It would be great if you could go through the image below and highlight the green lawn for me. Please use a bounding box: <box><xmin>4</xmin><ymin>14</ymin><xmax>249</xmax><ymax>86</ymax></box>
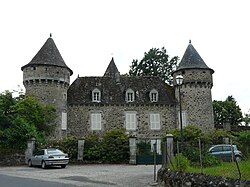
<box><xmin>187</xmin><ymin>160</ymin><xmax>250</xmax><ymax>181</ymax></box>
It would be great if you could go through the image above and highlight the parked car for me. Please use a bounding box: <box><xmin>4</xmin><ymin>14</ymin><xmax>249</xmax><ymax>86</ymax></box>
<box><xmin>208</xmin><ymin>144</ymin><xmax>243</xmax><ymax>162</ymax></box>
<box><xmin>28</xmin><ymin>148</ymin><xmax>69</xmax><ymax>169</ymax></box>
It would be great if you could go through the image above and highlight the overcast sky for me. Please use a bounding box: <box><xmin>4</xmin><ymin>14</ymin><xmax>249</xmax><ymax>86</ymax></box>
<box><xmin>0</xmin><ymin>0</ymin><xmax>249</xmax><ymax>114</ymax></box>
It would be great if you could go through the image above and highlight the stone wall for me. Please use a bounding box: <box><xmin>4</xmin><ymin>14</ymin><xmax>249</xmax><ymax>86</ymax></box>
<box><xmin>0</xmin><ymin>152</ymin><xmax>25</xmax><ymax>166</ymax></box>
<box><xmin>174</xmin><ymin>69</ymin><xmax>214</xmax><ymax>132</ymax></box>
<box><xmin>158</xmin><ymin>168</ymin><xmax>250</xmax><ymax>187</ymax></box>
<box><xmin>68</xmin><ymin>104</ymin><xmax>176</xmax><ymax>139</ymax></box>
<box><xmin>23</xmin><ymin>65</ymin><xmax>70</xmax><ymax>138</ymax></box>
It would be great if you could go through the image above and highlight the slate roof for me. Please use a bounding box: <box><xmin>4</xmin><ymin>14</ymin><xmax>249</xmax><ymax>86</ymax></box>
<box><xmin>104</xmin><ymin>57</ymin><xmax>120</xmax><ymax>78</ymax></box>
<box><xmin>21</xmin><ymin>37</ymin><xmax>73</xmax><ymax>75</ymax></box>
<box><xmin>175</xmin><ymin>41</ymin><xmax>214</xmax><ymax>73</ymax></box>
<box><xmin>68</xmin><ymin>76</ymin><xmax>175</xmax><ymax>105</ymax></box>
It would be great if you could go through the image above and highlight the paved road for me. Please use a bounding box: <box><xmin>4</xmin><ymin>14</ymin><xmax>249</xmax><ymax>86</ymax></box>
<box><xmin>0</xmin><ymin>164</ymin><xmax>161</xmax><ymax>187</ymax></box>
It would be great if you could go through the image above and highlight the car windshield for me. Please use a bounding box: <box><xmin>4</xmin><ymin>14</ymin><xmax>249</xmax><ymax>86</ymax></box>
<box><xmin>47</xmin><ymin>149</ymin><xmax>64</xmax><ymax>155</ymax></box>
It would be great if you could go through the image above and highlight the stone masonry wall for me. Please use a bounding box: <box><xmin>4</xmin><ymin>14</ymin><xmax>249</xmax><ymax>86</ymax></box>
<box><xmin>68</xmin><ymin>104</ymin><xmax>176</xmax><ymax>139</ymax></box>
<box><xmin>23</xmin><ymin>65</ymin><xmax>71</xmax><ymax>138</ymax></box>
<box><xmin>158</xmin><ymin>168</ymin><xmax>250</xmax><ymax>187</ymax></box>
<box><xmin>0</xmin><ymin>152</ymin><xmax>25</xmax><ymax>166</ymax></box>
<box><xmin>174</xmin><ymin>69</ymin><xmax>214</xmax><ymax>132</ymax></box>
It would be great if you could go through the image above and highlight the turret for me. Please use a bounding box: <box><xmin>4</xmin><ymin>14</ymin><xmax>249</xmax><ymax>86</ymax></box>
<box><xmin>21</xmin><ymin>35</ymin><xmax>73</xmax><ymax>138</ymax></box>
<box><xmin>173</xmin><ymin>41</ymin><xmax>214</xmax><ymax>132</ymax></box>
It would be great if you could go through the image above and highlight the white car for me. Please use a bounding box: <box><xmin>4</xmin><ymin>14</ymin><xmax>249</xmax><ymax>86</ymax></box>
<box><xmin>28</xmin><ymin>148</ymin><xmax>69</xmax><ymax>169</ymax></box>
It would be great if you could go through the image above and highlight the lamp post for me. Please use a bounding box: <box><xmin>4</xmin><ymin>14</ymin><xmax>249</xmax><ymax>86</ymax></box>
<box><xmin>176</xmin><ymin>75</ymin><xmax>184</xmax><ymax>153</ymax></box>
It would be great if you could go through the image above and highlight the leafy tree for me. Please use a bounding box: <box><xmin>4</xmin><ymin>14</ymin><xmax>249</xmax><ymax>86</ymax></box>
<box><xmin>13</xmin><ymin>96</ymin><xmax>56</xmax><ymax>134</ymax></box>
<box><xmin>0</xmin><ymin>91</ymin><xmax>17</xmax><ymax>129</ymax></box>
<box><xmin>243</xmin><ymin>111</ymin><xmax>250</xmax><ymax>126</ymax></box>
<box><xmin>213</xmin><ymin>96</ymin><xmax>243</xmax><ymax>128</ymax></box>
<box><xmin>129</xmin><ymin>47</ymin><xmax>179</xmax><ymax>85</ymax></box>
<box><xmin>0</xmin><ymin>92</ymin><xmax>56</xmax><ymax>150</ymax></box>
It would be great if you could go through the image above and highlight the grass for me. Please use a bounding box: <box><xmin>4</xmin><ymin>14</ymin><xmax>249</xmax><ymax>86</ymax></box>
<box><xmin>186</xmin><ymin>160</ymin><xmax>250</xmax><ymax>181</ymax></box>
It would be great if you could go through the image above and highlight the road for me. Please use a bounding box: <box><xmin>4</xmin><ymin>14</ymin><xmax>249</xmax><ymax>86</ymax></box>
<box><xmin>0</xmin><ymin>164</ymin><xmax>161</xmax><ymax>187</ymax></box>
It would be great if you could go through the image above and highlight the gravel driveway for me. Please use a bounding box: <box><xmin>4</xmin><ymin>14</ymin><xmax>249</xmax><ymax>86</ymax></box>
<box><xmin>0</xmin><ymin>164</ymin><xmax>161</xmax><ymax>187</ymax></box>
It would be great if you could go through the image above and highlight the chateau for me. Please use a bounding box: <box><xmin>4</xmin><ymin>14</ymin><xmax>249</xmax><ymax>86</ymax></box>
<box><xmin>21</xmin><ymin>36</ymin><xmax>214</xmax><ymax>150</ymax></box>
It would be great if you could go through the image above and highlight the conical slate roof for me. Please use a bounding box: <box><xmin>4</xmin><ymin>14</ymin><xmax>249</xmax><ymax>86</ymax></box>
<box><xmin>21</xmin><ymin>37</ymin><xmax>73</xmax><ymax>75</ymax></box>
<box><xmin>176</xmin><ymin>41</ymin><xmax>214</xmax><ymax>73</ymax></box>
<box><xmin>104</xmin><ymin>57</ymin><xmax>120</xmax><ymax>78</ymax></box>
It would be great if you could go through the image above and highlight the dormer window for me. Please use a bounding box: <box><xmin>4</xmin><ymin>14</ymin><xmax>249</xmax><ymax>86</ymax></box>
<box><xmin>92</xmin><ymin>88</ymin><xmax>101</xmax><ymax>102</ymax></box>
<box><xmin>126</xmin><ymin>88</ymin><xmax>135</xmax><ymax>102</ymax></box>
<box><xmin>150</xmin><ymin>89</ymin><xmax>158</xmax><ymax>102</ymax></box>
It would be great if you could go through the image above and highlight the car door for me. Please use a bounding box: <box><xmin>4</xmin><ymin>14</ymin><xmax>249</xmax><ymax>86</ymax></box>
<box><xmin>211</xmin><ymin>145</ymin><xmax>223</xmax><ymax>160</ymax></box>
<box><xmin>222</xmin><ymin>145</ymin><xmax>233</xmax><ymax>161</ymax></box>
<box><xmin>33</xmin><ymin>150</ymin><xmax>44</xmax><ymax>165</ymax></box>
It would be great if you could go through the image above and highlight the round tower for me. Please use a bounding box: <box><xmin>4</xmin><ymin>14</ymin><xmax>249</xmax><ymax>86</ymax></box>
<box><xmin>21</xmin><ymin>36</ymin><xmax>73</xmax><ymax>138</ymax></box>
<box><xmin>173</xmin><ymin>41</ymin><xmax>214</xmax><ymax>132</ymax></box>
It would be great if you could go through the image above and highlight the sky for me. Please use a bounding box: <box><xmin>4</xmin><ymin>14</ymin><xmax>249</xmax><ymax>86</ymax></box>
<box><xmin>0</xmin><ymin>0</ymin><xmax>249</xmax><ymax>114</ymax></box>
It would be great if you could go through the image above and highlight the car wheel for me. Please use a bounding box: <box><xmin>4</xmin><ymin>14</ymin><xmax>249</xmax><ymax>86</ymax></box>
<box><xmin>61</xmin><ymin>165</ymin><xmax>66</xmax><ymax>168</ymax></box>
<box><xmin>28</xmin><ymin>160</ymin><xmax>32</xmax><ymax>167</ymax></box>
<box><xmin>235</xmin><ymin>156</ymin><xmax>241</xmax><ymax>162</ymax></box>
<box><xmin>41</xmin><ymin>161</ymin><xmax>47</xmax><ymax>169</ymax></box>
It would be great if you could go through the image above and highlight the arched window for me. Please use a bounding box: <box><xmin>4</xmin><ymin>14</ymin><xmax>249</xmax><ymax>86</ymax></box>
<box><xmin>149</xmin><ymin>89</ymin><xmax>158</xmax><ymax>102</ymax></box>
<box><xmin>125</xmin><ymin>88</ymin><xmax>135</xmax><ymax>102</ymax></box>
<box><xmin>92</xmin><ymin>88</ymin><xmax>101</xmax><ymax>102</ymax></box>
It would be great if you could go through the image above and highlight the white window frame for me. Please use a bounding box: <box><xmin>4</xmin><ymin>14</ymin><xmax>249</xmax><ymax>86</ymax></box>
<box><xmin>61</xmin><ymin>112</ymin><xmax>67</xmax><ymax>130</ymax></box>
<box><xmin>92</xmin><ymin>88</ymin><xmax>101</xmax><ymax>102</ymax></box>
<box><xmin>125</xmin><ymin>112</ymin><xmax>137</xmax><ymax>130</ymax></box>
<box><xmin>150</xmin><ymin>89</ymin><xmax>158</xmax><ymax>102</ymax></box>
<box><xmin>151</xmin><ymin>139</ymin><xmax>161</xmax><ymax>155</ymax></box>
<box><xmin>178</xmin><ymin>110</ymin><xmax>187</xmax><ymax>128</ymax></box>
<box><xmin>150</xmin><ymin>113</ymin><xmax>160</xmax><ymax>130</ymax></box>
<box><xmin>126</xmin><ymin>88</ymin><xmax>135</xmax><ymax>102</ymax></box>
<box><xmin>91</xmin><ymin>113</ymin><xmax>102</xmax><ymax>130</ymax></box>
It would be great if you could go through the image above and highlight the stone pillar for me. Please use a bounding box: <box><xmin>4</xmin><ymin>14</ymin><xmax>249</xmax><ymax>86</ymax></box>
<box><xmin>129</xmin><ymin>137</ymin><xmax>137</xmax><ymax>165</ymax></box>
<box><xmin>77</xmin><ymin>140</ymin><xmax>85</xmax><ymax>160</ymax></box>
<box><xmin>25</xmin><ymin>138</ymin><xmax>36</xmax><ymax>164</ymax></box>
<box><xmin>166</xmin><ymin>134</ymin><xmax>174</xmax><ymax>167</ymax></box>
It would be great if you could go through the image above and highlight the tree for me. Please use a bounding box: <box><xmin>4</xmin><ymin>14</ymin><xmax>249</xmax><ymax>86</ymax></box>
<box><xmin>213</xmin><ymin>96</ymin><xmax>243</xmax><ymax>128</ymax></box>
<box><xmin>0</xmin><ymin>92</ymin><xmax>56</xmax><ymax>150</ymax></box>
<box><xmin>243</xmin><ymin>111</ymin><xmax>250</xmax><ymax>126</ymax></box>
<box><xmin>129</xmin><ymin>47</ymin><xmax>179</xmax><ymax>85</ymax></box>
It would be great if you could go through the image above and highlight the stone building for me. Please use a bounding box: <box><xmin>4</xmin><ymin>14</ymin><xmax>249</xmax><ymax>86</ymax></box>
<box><xmin>21</xmin><ymin>37</ymin><xmax>214</xmax><ymax>147</ymax></box>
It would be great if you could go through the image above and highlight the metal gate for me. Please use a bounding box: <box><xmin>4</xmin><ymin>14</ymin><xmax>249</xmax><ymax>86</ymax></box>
<box><xmin>136</xmin><ymin>139</ymin><xmax>162</xmax><ymax>165</ymax></box>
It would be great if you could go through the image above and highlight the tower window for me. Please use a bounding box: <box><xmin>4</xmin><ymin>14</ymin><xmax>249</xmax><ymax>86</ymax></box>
<box><xmin>92</xmin><ymin>88</ymin><xmax>101</xmax><ymax>102</ymax></box>
<box><xmin>33</xmin><ymin>67</ymin><xmax>36</xmax><ymax>70</ymax></box>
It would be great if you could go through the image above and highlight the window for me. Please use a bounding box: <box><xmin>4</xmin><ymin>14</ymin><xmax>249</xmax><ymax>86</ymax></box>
<box><xmin>63</xmin><ymin>93</ymin><xmax>67</xmax><ymax>100</ymax></box>
<box><xmin>92</xmin><ymin>88</ymin><xmax>101</xmax><ymax>102</ymax></box>
<box><xmin>61</xmin><ymin>112</ymin><xmax>67</xmax><ymax>130</ymax></box>
<box><xmin>151</xmin><ymin>139</ymin><xmax>161</xmax><ymax>155</ymax></box>
<box><xmin>125</xmin><ymin>112</ymin><xmax>137</xmax><ymax>130</ymax></box>
<box><xmin>150</xmin><ymin>89</ymin><xmax>158</xmax><ymax>102</ymax></box>
<box><xmin>150</xmin><ymin>113</ymin><xmax>160</xmax><ymax>130</ymax></box>
<box><xmin>126</xmin><ymin>88</ymin><xmax>135</xmax><ymax>102</ymax></box>
<box><xmin>178</xmin><ymin>111</ymin><xmax>187</xmax><ymax>128</ymax></box>
<box><xmin>91</xmin><ymin>113</ymin><xmax>101</xmax><ymax>130</ymax></box>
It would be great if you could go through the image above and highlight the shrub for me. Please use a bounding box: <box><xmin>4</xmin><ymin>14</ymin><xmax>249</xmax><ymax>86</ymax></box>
<box><xmin>170</xmin><ymin>153</ymin><xmax>190</xmax><ymax>172</ymax></box>
<box><xmin>101</xmin><ymin>128</ymin><xmax>129</xmax><ymax>163</ymax></box>
<box><xmin>237</xmin><ymin>130</ymin><xmax>250</xmax><ymax>158</ymax></box>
